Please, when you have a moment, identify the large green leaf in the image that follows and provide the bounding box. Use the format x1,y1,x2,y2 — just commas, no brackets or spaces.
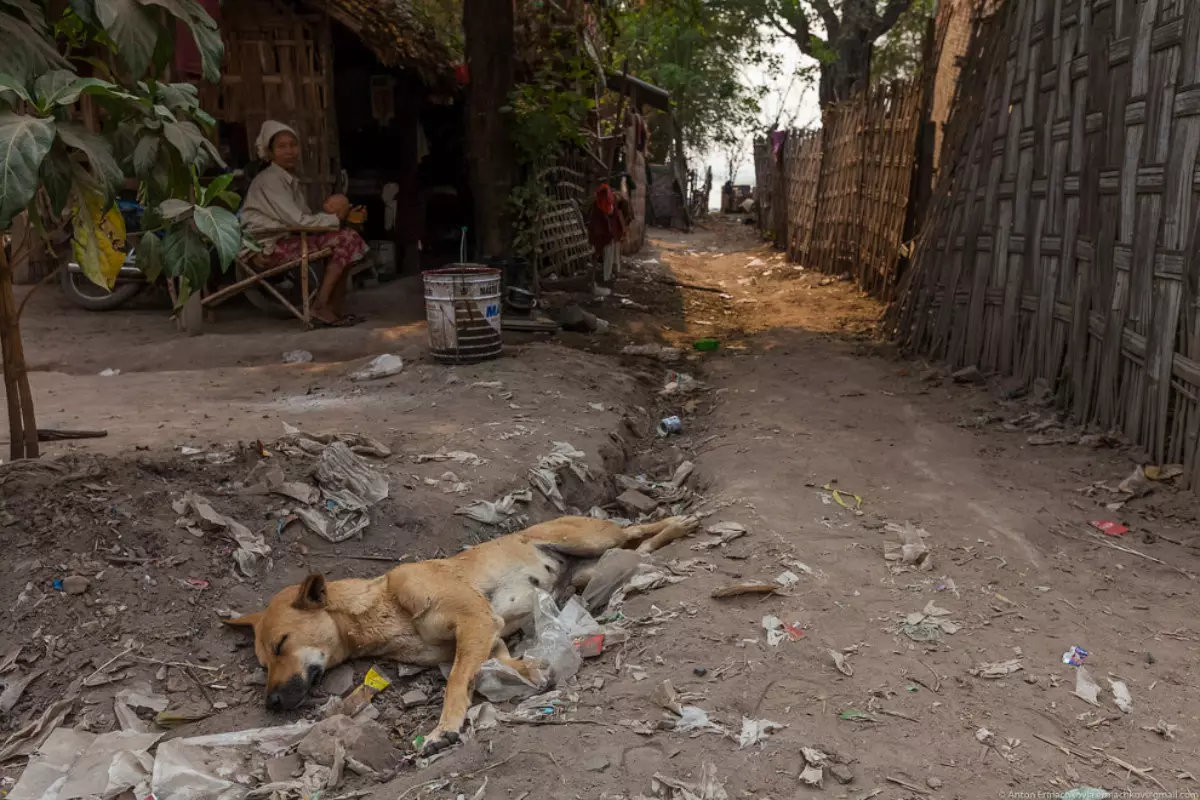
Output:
192,205,239,270
0,72,32,104
134,229,164,281
33,69,117,110
199,171,233,206
95,0,159,78
141,0,223,83
68,0,101,28
0,111,55,228
70,182,128,289
132,133,160,177
154,81,198,111
157,197,192,219
162,119,204,162
56,123,124,197
39,145,74,215
162,221,210,292
0,9,68,84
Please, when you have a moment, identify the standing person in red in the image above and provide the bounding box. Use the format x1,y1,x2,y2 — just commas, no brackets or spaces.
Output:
241,121,369,327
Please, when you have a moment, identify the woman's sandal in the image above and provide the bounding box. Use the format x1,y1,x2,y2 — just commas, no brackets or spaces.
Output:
312,315,360,329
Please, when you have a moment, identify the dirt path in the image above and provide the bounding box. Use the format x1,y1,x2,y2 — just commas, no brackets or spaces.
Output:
2,219,1197,799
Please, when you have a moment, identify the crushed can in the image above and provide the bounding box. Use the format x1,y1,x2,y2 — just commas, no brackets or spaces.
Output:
1061,645,1089,666
657,415,682,437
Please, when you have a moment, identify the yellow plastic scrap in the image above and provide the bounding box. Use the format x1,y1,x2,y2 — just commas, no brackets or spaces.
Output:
822,484,863,509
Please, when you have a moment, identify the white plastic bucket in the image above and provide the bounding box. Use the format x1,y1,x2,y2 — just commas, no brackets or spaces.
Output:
422,264,502,363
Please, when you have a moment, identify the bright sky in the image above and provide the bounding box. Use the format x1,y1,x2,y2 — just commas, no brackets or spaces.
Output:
701,30,822,209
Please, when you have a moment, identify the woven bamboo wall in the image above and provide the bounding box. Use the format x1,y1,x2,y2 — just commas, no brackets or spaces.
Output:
753,81,921,299
889,0,1200,481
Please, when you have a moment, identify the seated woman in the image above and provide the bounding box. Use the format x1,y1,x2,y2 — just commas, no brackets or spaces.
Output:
241,120,368,327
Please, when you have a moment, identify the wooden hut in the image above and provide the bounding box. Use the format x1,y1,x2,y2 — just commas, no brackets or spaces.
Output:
191,0,460,273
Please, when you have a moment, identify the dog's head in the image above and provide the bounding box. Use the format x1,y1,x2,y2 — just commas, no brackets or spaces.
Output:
224,573,345,711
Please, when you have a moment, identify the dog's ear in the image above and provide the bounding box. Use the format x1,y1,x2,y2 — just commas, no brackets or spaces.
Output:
293,573,327,610
223,611,262,631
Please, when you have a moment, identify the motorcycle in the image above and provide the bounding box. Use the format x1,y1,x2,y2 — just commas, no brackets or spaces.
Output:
60,198,323,317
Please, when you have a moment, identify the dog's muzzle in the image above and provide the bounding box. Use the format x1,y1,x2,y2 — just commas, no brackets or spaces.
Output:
266,665,323,710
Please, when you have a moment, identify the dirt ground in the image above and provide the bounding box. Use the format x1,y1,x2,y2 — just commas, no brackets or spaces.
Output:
1,217,1198,800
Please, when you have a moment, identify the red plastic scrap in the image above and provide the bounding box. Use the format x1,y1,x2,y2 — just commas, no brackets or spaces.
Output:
1090,520,1128,536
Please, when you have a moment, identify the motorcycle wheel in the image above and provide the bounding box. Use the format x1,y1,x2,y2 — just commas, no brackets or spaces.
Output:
60,268,144,311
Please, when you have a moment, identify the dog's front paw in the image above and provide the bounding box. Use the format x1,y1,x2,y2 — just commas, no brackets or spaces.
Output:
419,728,461,757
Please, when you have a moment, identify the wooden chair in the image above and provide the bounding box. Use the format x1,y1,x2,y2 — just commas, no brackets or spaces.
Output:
200,226,336,327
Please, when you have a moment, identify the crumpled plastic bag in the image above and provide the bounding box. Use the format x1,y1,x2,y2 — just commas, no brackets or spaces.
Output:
292,442,389,544
883,522,932,572
474,591,600,702
349,354,404,381
172,492,270,576
581,550,686,614
8,727,160,800
528,442,590,511
150,721,313,800
455,489,533,525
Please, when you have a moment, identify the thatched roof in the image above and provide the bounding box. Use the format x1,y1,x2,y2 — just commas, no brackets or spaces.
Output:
306,0,458,78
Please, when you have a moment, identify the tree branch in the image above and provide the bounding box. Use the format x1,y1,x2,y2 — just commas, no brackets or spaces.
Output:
871,0,916,39
770,6,826,59
808,0,841,39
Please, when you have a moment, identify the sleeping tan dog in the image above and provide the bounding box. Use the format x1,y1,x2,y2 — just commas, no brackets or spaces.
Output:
224,514,697,754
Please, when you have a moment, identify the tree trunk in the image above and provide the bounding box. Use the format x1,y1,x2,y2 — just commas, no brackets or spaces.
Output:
463,0,516,261
819,29,875,105
0,242,40,460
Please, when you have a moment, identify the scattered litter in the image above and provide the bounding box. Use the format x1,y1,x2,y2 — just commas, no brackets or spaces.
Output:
1141,719,1177,740
827,649,853,677
330,667,390,718
692,522,746,550
1074,667,1101,706
883,522,932,572
0,695,77,762
674,706,719,733
528,442,590,511
278,425,391,458
455,489,533,525
467,703,498,732
657,415,683,437
838,708,875,723
900,601,960,641
0,669,46,714
8,726,161,800
477,592,598,701
497,689,578,724
799,763,824,788
693,338,719,352
761,616,802,646
294,442,389,544
622,344,682,363
648,762,728,800
582,550,686,613
99,368,121,377
242,464,321,506
282,350,313,364
712,582,778,599
1090,520,1128,536
1116,466,1151,497
822,483,862,510
1062,646,1089,666
975,727,995,745
1144,464,1184,481
737,718,783,748
415,448,486,466
775,570,801,587
151,721,314,799
172,492,270,576
969,659,1023,679
349,354,404,381
298,714,399,775
1109,679,1132,713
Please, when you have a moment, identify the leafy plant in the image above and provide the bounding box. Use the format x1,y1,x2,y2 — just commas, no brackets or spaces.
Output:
0,0,235,459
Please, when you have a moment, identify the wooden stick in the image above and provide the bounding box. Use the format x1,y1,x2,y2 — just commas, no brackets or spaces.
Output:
300,231,310,326
885,776,931,795
37,428,108,441
656,278,727,295
879,708,920,722
201,249,333,308
1050,526,1196,580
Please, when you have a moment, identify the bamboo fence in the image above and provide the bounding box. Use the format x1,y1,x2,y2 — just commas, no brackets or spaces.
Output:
889,0,1200,483
754,80,923,299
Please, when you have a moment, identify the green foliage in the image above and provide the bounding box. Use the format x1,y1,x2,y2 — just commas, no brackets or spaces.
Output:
505,32,595,260
871,0,933,84
608,0,772,154
0,0,240,297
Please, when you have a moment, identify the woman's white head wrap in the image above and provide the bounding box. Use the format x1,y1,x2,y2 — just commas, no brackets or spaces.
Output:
255,120,299,160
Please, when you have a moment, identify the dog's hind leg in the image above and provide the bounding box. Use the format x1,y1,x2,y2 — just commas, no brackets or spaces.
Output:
629,515,699,553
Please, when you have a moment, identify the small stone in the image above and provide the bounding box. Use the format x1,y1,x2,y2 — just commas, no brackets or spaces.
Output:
693,667,707,677
927,776,944,789
322,664,355,697
829,763,854,785
401,690,429,708
616,489,658,516
62,575,89,595
584,755,611,772
1145,652,1156,665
